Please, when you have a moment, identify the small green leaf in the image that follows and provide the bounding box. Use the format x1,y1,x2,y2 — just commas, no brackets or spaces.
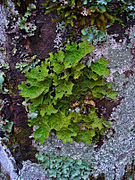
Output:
29,3,36,9
91,57,110,76
17,2,21,6
91,119,103,130
54,81,74,100
81,29,87,36
99,5,106,12
103,120,112,128
72,63,85,79
92,86,106,96
75,130,93,145
65,11,71,17
26,62,49,81
19,82,46,99
34,125,50,144
24,11,31,17
40,104,58,116
57,128,77,143
84,69,99,80
106,91,118,99
31,95,44,106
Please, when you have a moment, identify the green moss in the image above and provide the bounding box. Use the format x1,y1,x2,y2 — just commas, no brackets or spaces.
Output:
19,41,117,145
43,0,116,32
43,0,135,33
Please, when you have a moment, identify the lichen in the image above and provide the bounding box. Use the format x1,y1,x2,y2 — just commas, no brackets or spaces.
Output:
33,25,135,179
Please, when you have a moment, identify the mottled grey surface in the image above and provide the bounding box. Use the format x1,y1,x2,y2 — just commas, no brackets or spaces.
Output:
0,0,18,65
0,4,7,64
19,161,48,180
90,73,135,179
0,139,18,180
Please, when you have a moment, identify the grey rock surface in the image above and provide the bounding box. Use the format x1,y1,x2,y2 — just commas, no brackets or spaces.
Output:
0,0,18,64
19,161,48,180
0,139,18,180
0,4,7,64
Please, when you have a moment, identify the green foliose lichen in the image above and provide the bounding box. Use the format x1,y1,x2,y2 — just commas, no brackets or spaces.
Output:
19,40,117,145
36,152,93,180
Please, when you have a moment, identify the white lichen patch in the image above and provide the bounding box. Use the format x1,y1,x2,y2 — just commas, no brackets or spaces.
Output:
0,139,18,180
0,0,18,64
54,21,65,49
91,73,135,179
0,5,7,64
19,161,48,180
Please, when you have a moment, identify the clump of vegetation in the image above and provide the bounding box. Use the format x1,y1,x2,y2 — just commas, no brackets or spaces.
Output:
43,0,135,38
36,153,92,179
19,41,117,145
43,0,116,32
